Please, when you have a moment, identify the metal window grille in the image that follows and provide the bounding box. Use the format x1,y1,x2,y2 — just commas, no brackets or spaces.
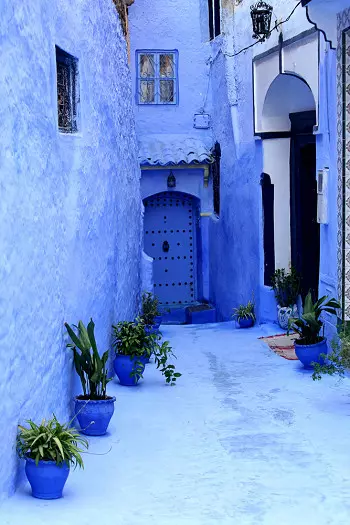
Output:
137,51,178,105
56,47,78,133
208,0,221,41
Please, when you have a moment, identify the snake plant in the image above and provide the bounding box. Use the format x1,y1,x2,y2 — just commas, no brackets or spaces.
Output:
65,319,112,399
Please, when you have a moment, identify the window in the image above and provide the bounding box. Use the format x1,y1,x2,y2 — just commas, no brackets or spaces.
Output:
212,142,221,216
56,47,79,133
208,0,221,41
136,50,178,105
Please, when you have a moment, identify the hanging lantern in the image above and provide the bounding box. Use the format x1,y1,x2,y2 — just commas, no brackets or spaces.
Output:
250,1,273,40
167,171,176,188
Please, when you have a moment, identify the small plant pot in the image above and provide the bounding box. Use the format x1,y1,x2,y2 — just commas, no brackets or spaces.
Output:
294,338,327,369
277,304,298,330
153,315,163,329
113,355,145,386
145,325,158,335
140,353,151,365
25,458,70,499
74,396,116,436
238,318,254,328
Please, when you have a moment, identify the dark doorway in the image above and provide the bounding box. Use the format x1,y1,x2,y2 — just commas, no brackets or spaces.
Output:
261,173,275,286
290,110,319,300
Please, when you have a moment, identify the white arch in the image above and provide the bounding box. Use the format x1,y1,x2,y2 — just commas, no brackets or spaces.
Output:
262,73,316,132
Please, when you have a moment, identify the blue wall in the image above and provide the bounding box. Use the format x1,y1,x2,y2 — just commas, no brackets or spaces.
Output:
0,0,141,497
209,50,262,321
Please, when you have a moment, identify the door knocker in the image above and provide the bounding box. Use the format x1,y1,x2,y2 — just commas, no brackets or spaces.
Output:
162,241,170,253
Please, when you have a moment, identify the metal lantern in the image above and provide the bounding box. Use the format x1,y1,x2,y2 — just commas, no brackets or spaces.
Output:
167,171,176,188
250,1,273,40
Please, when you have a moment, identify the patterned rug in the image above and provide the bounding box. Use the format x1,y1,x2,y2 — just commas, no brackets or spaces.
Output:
259,333,298,361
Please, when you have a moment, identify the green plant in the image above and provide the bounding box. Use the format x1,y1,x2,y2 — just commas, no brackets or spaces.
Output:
141,292,161,326
312,326,350,380
65,319,112,400
288,292,340,346
17,415,88,467
271,267,300,307
112,320,181,385
232,300,256,323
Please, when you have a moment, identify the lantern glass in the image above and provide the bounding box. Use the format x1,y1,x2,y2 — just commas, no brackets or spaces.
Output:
250,1,273,40
167,171,176,188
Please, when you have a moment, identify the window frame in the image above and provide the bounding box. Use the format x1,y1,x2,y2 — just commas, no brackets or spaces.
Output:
136,49,179,106
208,0,221,41
55,46,79,134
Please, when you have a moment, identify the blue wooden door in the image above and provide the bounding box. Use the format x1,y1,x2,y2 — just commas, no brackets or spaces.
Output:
144,192,197,306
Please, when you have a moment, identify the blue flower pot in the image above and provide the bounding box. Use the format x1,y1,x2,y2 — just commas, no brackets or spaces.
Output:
294,338,327,369
25,458,70,499
114,355,145,386
153,315,162,329
74,397,116,436
140,353,151,364
238,318,254,328
145,325,158,335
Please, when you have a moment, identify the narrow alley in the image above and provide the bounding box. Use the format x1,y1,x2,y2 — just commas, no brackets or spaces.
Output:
2,323,349,525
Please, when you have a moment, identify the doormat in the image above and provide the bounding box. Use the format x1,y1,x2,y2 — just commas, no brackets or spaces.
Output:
259,333,298,361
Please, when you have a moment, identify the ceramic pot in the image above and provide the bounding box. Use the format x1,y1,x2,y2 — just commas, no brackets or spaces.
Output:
25,458,70,499
294,338,327,369
153,315,162,329
74,396,116,436
238,318,254,328
277,304,298,330
113,355,145,386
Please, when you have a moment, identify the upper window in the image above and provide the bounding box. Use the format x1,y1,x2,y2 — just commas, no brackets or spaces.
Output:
56,46,79,133
208,0,221,40
136,50,178,105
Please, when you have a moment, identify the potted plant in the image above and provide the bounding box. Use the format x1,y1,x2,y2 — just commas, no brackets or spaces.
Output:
16,415,88,499
312,325,350,381
141,292,162,332
232,300,256,328
288,292,340,369
65,319,115,436
271,267,300,329
112,320,181,386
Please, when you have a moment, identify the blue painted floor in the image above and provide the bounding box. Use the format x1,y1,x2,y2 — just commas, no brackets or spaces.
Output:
1,322,350,524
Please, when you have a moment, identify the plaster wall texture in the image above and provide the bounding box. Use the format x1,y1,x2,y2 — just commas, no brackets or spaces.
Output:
0,0,141,498
128,0,213,142
208,32,261,321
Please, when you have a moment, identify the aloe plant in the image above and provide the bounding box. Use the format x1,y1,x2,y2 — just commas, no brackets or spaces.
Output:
288,292,340,345
65,319,112,399
232,300,256,322
17,415,88,467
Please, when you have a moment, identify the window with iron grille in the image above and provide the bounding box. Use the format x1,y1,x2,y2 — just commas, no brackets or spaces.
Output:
208,0,221,41
136,50,178,105
212,142,221,216
56,47,79,133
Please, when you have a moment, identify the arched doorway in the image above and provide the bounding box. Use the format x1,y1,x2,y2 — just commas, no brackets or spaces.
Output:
143,191,199,306
261,74,319,299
